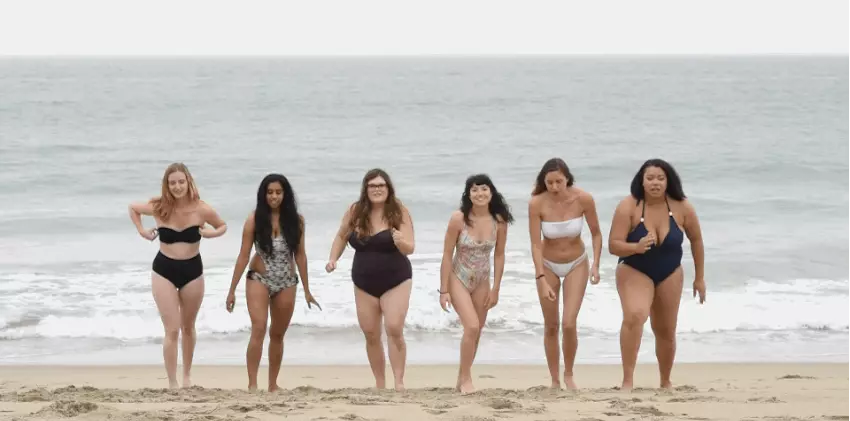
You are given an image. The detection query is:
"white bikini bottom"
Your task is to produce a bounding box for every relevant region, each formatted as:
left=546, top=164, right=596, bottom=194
left=543, top=251, right=587, bottom=278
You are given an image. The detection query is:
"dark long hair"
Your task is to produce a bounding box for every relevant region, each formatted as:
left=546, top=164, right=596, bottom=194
left=348, top=168, right=405, bottom=238
left=532, top=158, right=575, bottom=195
left=254, top=173, right=302, bottom=257
left=460, top=174, right=514, bottom=226
left=629, top=158, right=687, bottom=201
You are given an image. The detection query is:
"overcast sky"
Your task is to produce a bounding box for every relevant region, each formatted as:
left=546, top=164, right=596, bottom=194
left=0, top=0, right=845, bottom=55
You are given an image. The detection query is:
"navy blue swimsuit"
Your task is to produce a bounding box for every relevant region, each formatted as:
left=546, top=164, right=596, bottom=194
left=619, top=199, right=683, bottom=286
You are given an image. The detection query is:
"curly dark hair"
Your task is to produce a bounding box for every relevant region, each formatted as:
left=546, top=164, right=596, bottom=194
left=460, top=173, right=514, bottom=226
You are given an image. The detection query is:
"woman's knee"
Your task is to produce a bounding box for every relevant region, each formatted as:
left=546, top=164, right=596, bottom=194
left=180, top=324, right=196, bottom=337
left=463, top=323, right=480, bottom=338
left=362, top=328, right=382, bottom=344
left=651, top=321, right=677, bottom=343
left=543, top=321, right=559, bottom=337
left=268, top=324, right=288, bottom=342
left=561, top=319, right=577, bottom=335
left=250, top=323, right=267, bottom=340
left=164, top=325, right=180, bottom=341
left=384, top=321, right=405, bottom=340
left=622, top=310, right=649, bottom=328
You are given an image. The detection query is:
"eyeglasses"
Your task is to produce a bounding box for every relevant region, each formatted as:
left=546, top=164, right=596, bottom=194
left=367, top=183, right=387, bottom=189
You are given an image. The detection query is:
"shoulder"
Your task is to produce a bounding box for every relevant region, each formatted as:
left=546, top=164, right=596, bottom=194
left=574, top=187, right=595, bottom=205
left=528, top=193, right=545, bottom=209
left=396, top=199, right=412, bottom=217
left=448, top=210, right=464, bottom=228
left=344, top=202, right=357, bottom=216
left=197, top=199, right=214, bottom=212
left=615, top=195, right=638, bottom=213
left=675, top=198, right=697, bottom=216
left=244, top=211, right=256, bottom=228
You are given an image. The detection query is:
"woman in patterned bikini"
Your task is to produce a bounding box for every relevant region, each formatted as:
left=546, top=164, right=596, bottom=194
left=438, top=173, right=514, bottom=394
left=226, top=173, right=320, bottom=392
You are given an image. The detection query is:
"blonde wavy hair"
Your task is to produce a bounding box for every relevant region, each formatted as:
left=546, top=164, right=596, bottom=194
left=150, top=162, right=200, bottom=221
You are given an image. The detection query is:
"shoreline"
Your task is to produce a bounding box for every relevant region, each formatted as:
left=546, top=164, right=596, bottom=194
left=0, top=363, right=846, bottom=420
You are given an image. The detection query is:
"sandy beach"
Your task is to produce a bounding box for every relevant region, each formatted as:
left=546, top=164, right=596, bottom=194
left=0, top=363, right=845, bottom=420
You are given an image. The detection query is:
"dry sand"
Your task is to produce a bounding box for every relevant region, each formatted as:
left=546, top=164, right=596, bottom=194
left=0, top=363, right=846, bottom=420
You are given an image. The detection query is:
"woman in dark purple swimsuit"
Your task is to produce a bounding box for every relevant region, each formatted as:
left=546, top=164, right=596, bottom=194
left=325, top=168, right=415, bottom=391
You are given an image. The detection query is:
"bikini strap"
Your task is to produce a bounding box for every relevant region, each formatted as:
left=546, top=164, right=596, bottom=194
left=665, top=197, right=673, bottom=216
left=640, top=200, right=646, bottom=222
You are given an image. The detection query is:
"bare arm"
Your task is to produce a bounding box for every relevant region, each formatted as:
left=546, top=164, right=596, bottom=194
left=228, top=214, right=255, bottom=295
left=493, top=217, right=508, bottom=292
left=395, top=205, right=415, bottom=255
left=608, top=197, right=640, bottom=257
left=295, top=215, right=312, bottom=294
left=201, top=201, right=228, bottom=238
left=682, top=200, right=705, bottom=281
left=581, top=191, right=604, bottom=269
left=128, top=200, right=155, bottom=233
left=328, top=205, right=354, bottom=263
left=528, top=197, right=545, bottom=279
left=439, top=212, right=463, bottom=293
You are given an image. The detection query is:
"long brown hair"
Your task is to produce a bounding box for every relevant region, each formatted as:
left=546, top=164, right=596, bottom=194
left=150, top=162, right=200, bottom=221
left=348, top=168, right=404, bottom=238
left=532, top=157, right=575, bottom=195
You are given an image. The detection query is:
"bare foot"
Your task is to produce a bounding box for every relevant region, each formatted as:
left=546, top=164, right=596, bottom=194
left=248, top=383, right=258, bottom=392
left=458, top=378, right=475, bottom=395
left=620, top=380, right=634, bottom=393
left=564, top=375, right=578, bottom=391
left=394, top=382, right=406, bottom=392
left=181, top=375, right=192, bottom=388
left=269, top=384, right=280, bottom=393
left=660, top=380, right=673, bottom=389
left=550, top=380, right=562, bottom=390
left=168, top=381, right=179, bottom=389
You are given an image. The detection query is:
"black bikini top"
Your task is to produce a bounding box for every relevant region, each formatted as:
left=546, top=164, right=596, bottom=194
left=157, top=225, right=202, bottom=244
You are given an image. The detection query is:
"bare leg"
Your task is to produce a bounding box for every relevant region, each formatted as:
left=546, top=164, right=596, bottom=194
left=536, top=267, right=562, bottom=388
left=615, top=264, right=655, bottom=392
left=561, top=258, right=590, bottom=390
left=449, top=275, right=480, bottom=394
left=245, top=278, right=270, bottom=391
left=177, top=276, right=205, bottom=388
left=354, top=286, right=385, bottom=389
left=649, top=267, right=684, bottom=389
left=380, top=279, right=412, bottom=391
left=267, top=285, right=297, bottom=392
left=470, top=279, right=491, bottom=363
left=151, top=274, right=181, bottom=389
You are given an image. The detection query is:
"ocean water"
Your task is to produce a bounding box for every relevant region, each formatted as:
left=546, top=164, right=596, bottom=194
left=0, top=56, right=846, bottom=366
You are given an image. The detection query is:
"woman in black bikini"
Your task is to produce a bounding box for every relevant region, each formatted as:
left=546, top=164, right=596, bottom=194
left=325, top=168, right=415, bottom=391
left=608, top=158, right=706, bottom=392
left=128, top=162, right=227, bottom=389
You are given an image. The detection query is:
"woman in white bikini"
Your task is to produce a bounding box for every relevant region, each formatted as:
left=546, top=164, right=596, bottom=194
left=528, top=158, right=603, bottom=390
left=438, top=173, right=514, bottom=394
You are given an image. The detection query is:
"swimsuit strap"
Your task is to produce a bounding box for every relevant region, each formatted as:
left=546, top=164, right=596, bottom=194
left=640, top=197, right=673, bottom=222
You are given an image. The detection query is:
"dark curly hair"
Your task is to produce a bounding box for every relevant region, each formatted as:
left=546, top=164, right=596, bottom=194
left=460, top=173, right=514, bottom=226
